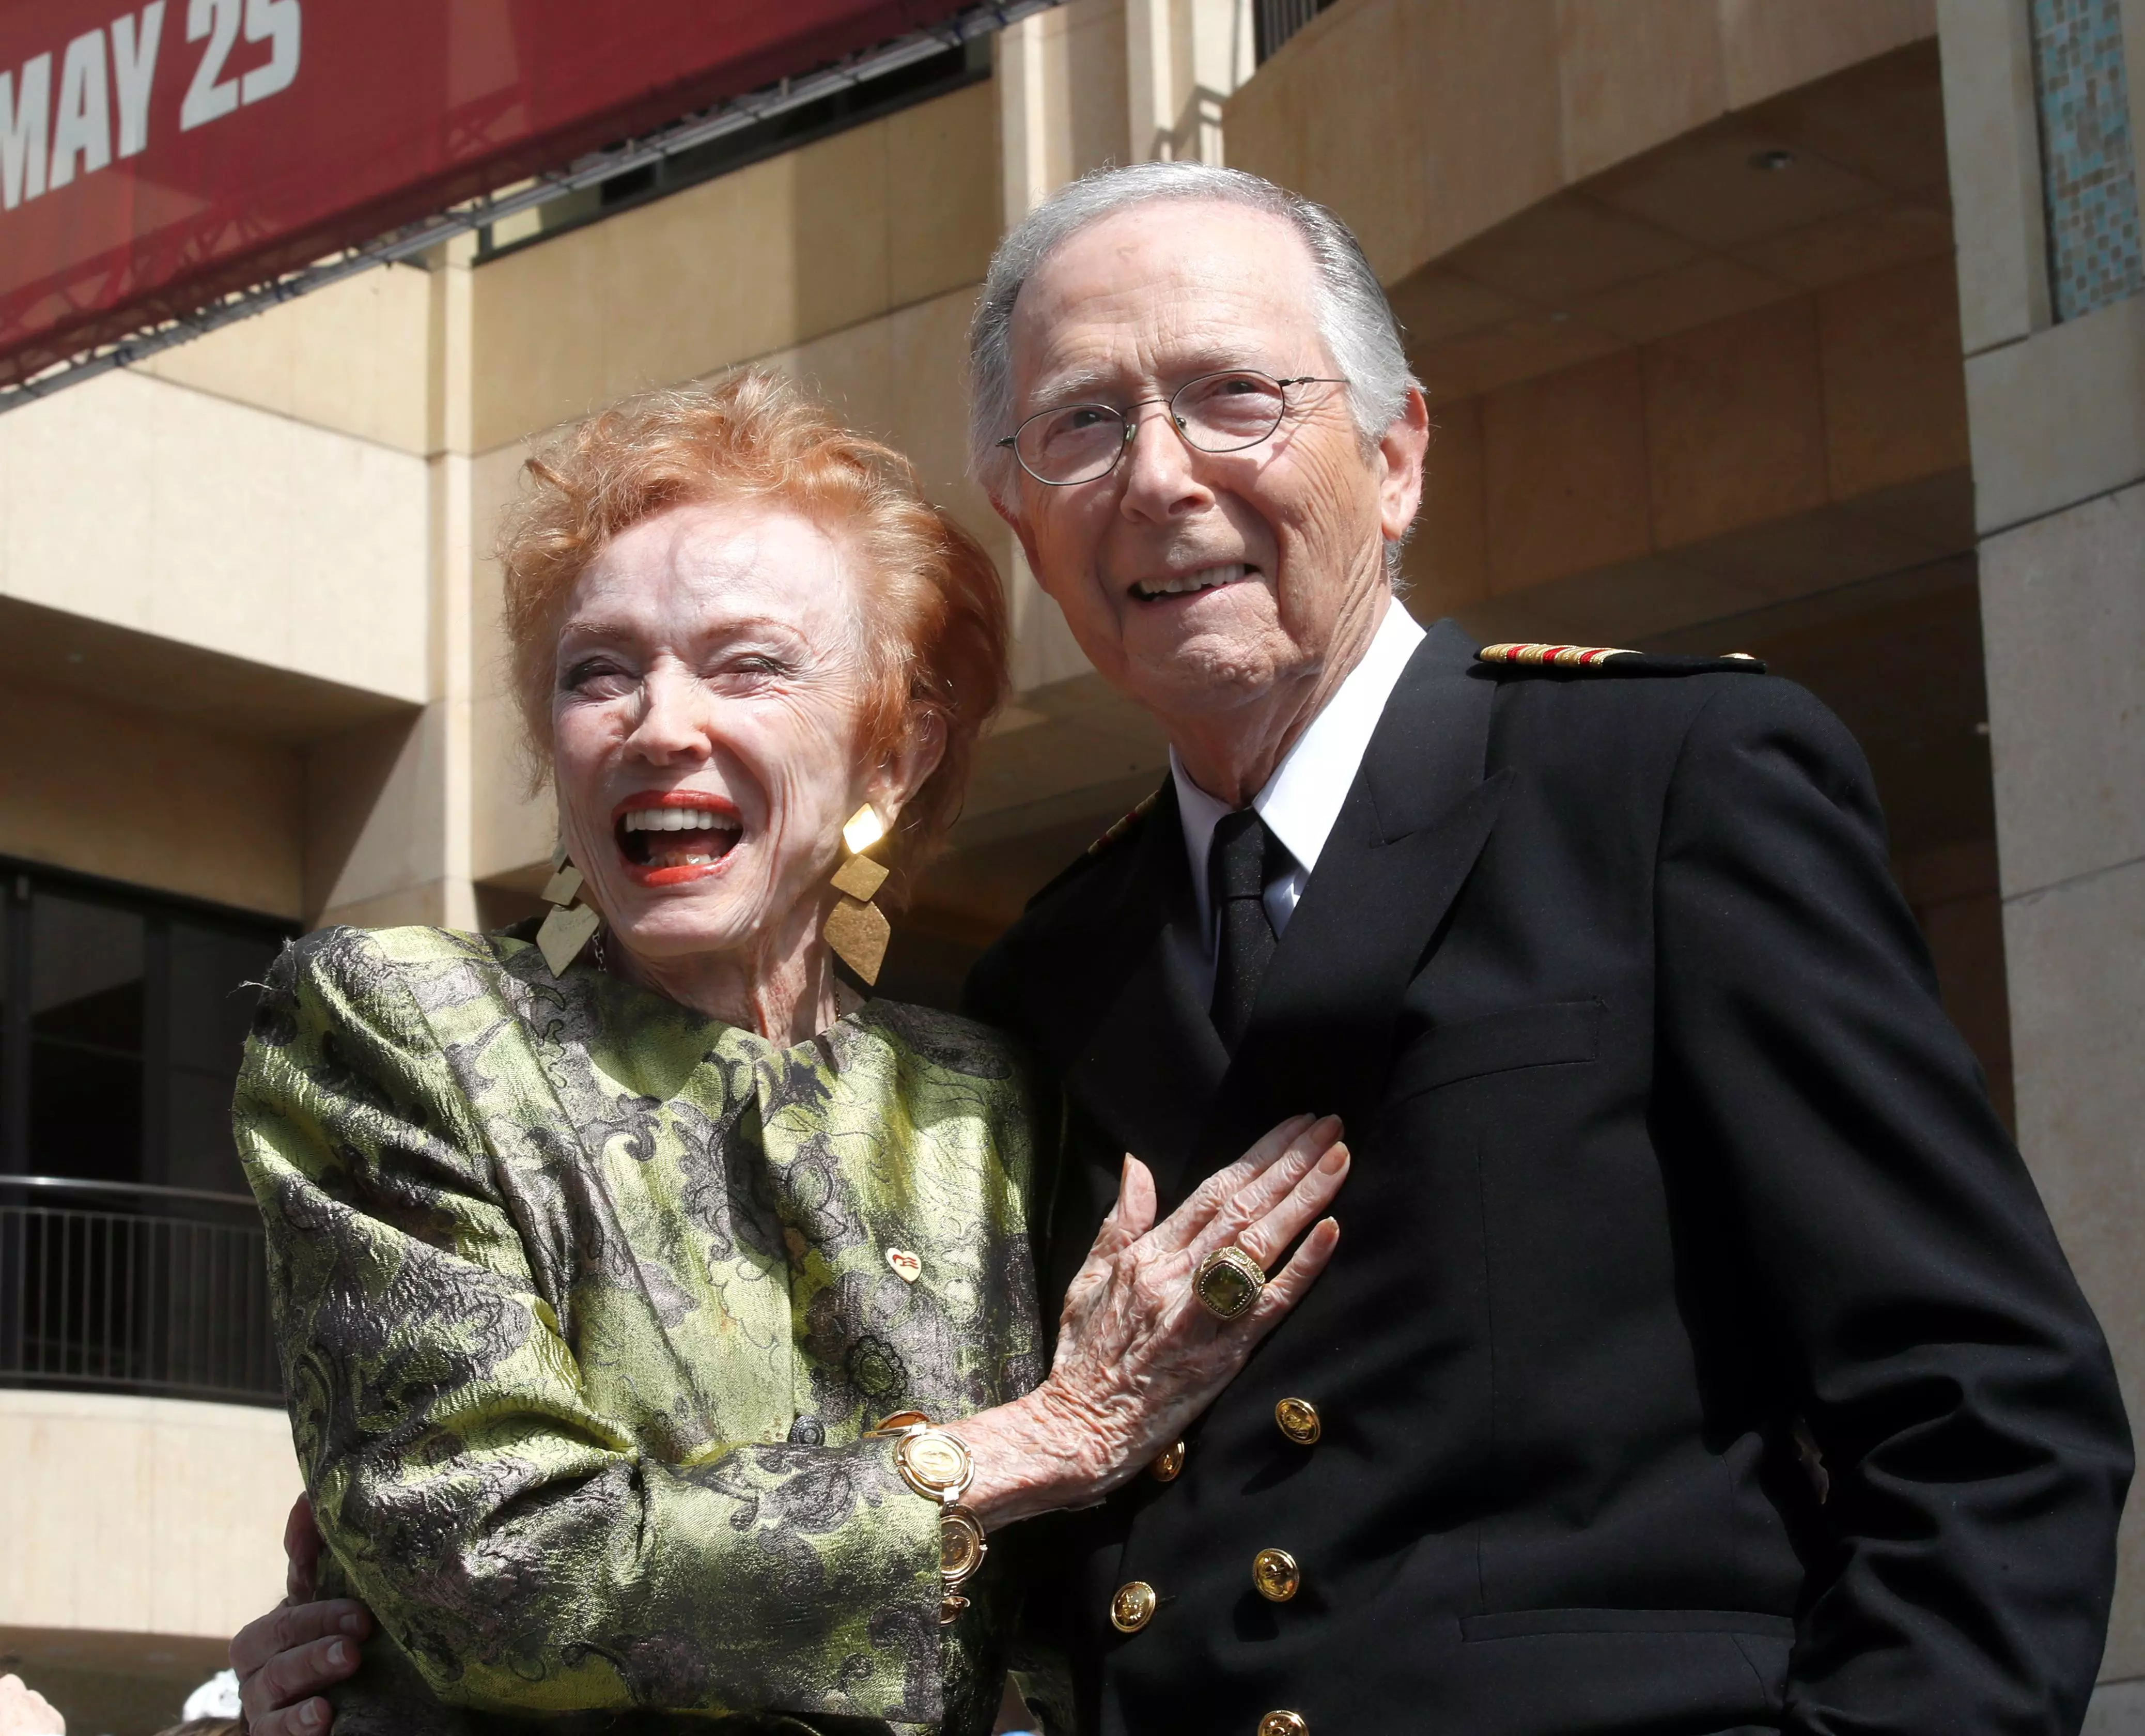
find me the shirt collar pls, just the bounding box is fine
[1172,597,1425,922]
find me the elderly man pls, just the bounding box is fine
[963,161,2128,1736]
[240,163,2127,1736]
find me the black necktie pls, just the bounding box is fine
[1209,809,1281,1052]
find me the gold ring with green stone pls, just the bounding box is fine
[1193,1245,1267,1321]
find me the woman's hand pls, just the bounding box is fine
[0,1673,65,1736]
[228,1495,372,1735]
[956,1113,1347,1527]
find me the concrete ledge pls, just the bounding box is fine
[0,1389,300,1643]
[1965,296,2145,536]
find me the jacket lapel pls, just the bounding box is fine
[1045,783,1231,1181]
[1196,618,1507,1174]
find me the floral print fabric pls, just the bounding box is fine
[234,924,1047,1735]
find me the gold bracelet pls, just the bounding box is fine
[871,1411,988,1623]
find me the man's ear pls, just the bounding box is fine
[1376,384,1430,545]
[872,709,949,823]
[990,491,1050,593]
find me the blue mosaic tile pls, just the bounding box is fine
[2030,0,2144,320]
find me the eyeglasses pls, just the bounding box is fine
[998,369,1348,487]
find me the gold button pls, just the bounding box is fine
[1258,1713,1309,1736]
[1110,1579,1157,1633]
[1150,1439,1186,1482]
[1273,1397,1322,1445]
[1251,1547,1300,1602]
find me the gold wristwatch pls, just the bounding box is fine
[869,1410,987,1623]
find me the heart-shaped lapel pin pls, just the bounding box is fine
[886,1247,923,1283]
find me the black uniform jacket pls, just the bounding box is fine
[964,619,2131,1736]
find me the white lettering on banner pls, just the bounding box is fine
[0,0,289,220]
[49,29,113,190]
[179,0,240,130]
[239,0,299,106]
[0,53,51,210]
[112,3,166,159]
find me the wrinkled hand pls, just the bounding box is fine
[228,1495,372,1736]
[0,1673,64,1736]
[961,1113,1347,1523]
[1050,1111,1346,1480]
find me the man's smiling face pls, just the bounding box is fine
[997,198,1411,729]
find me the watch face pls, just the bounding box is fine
[940,1509,988,1579]
[899,1430,971,1494]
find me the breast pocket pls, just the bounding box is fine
[1389,999,1604,1102]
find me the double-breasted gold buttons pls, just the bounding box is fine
[1274,1396,1321,1444]
[1251,1547,1301,1602]
[1150,1439,1186,1482]
[1257,1712,1309,1736]
[1110,1580,1157,1633]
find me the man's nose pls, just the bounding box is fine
[1117,402,1209,520]
[625,667,713,762]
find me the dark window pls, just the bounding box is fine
[1,863,289,1195]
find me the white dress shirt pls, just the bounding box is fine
[1171,598,1426,998]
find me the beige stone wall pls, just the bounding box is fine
[0,676,305,918]
[130,264,436,455]
[0,1390,300,1641]
[1410,254,1972,643]
[468,80,1002,452]
[0,264,440,921]
[0,369,431,708]
[1225,0,1936,286]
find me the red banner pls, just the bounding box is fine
[0,0,968,387]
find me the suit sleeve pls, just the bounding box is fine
[232,930,944,1722]
[1653,677,2131,1735]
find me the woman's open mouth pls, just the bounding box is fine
[613,793,743,886]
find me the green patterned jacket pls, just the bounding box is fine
[234,924,1050,1736]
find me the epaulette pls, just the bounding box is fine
[1021,787,1164,912]
[1477,643,1767,676]
[1086,788,1161,856]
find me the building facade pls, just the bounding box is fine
[0,1,2138,1728]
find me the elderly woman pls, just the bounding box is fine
[230,371,1345,1736]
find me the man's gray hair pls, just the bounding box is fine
[967,161,1417,499]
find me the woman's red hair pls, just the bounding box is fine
[496,369,1008,900]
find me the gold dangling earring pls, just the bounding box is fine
[822,803,893,986]
[536,840,603,975]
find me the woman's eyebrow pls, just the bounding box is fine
[554,618,634,650]
[555,614,814,655]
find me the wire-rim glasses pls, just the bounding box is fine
[998,369,1348,487]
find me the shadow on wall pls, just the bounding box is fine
[302,711,428,926]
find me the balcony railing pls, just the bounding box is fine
[1254,0,1338,63]
[0,1175,282,1406]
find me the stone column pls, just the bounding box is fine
[304,238,479,930]
[1126,0,1251,164]
[992,2,1133,694]
[1939,2,2145,1717]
